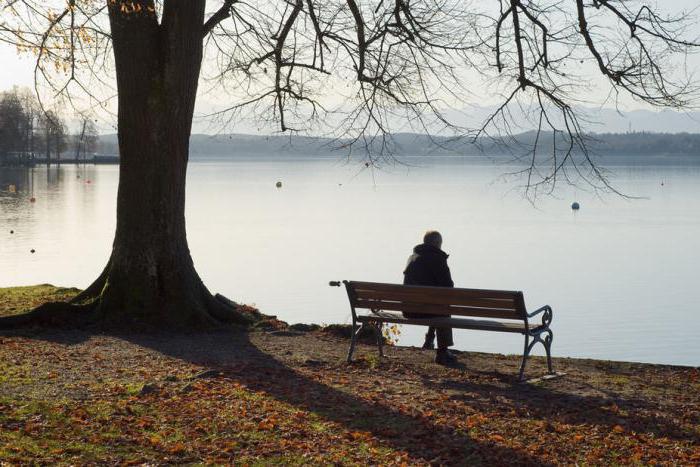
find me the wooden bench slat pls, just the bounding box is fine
[349,281,522,301]
[353,298,524,320]
[356,311,533,333]
[353,288,517,310]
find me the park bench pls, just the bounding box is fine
[331,280,554,380]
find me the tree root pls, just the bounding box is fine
[203,287,255,326]
[0,300,97,330]
[70,260,110,304]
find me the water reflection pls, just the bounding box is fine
[0,168,32,214]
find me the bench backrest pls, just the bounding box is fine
[344,281,527,320]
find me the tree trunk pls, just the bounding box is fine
[55,134,60,165]
[76,0,248,329]
[45,128,50,166]
[0,0,251,331]
[76,120,85,160]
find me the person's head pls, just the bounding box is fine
[423,230,443,249]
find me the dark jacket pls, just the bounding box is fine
[403,243,454,288]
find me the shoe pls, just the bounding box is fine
[435,349,458,366]
[421,340,435,350]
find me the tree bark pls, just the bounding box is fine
[78,0,249,329]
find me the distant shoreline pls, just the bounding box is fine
[3,153,700,168]
[0,155,119,168]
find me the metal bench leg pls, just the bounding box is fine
[519,335,530,381]
[544,330,554,374]
[347,321,363,363]
[520,330,554,380]
[519,336,541,381]
[374,323,384,357]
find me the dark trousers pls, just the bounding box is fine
[404,313,454,349]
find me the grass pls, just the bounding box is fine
[0,284,79,317]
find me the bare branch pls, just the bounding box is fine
[203,0,237,37]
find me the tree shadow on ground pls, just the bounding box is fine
[120,330,547,465]
[0,327,92,346]
[1,325,549,463]
[122,330,699,460]
[3,326,696,463]
[425,370,699,445]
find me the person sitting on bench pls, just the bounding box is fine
[403,230,457,365]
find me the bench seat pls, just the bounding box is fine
[357,311,546,334]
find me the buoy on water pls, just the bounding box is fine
[571,202,580,210]
[275,181,282,188]
[10,230,14,234]
[30,249,35,254]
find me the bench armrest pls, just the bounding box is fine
[527,305,553,328]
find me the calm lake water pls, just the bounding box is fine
[1,158,699,366]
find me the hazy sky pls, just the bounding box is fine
[1,1,699,134]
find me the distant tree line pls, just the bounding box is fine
[102,131,699,160]
[389,131,700,158]
[0,87,99,166]
[482,131,700,158]
[590,132,700,156]
[391,131,700,158]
